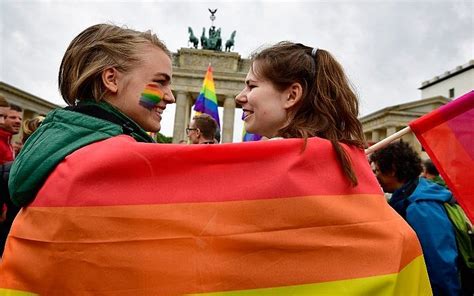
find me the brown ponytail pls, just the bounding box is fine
[251,42,365,186]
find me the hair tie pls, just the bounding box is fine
[311,47,318,57]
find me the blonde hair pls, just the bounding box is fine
[0,94,9,107]
[22,116,45,143]
[58,24,170,105]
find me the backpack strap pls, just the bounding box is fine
[443,202,474,270]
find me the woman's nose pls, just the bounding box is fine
[235,89,247,106]
[164,89,175,104]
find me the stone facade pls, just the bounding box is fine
[0,81,60,142]
[171,48,249,143]
[360,96,450,157]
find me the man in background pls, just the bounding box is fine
[186,114,218,144]
[422,159,446,187]
[370,141,460,296]
[0,96,13,164]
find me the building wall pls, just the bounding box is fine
[421,60,474,99]
[360,97,449,159]
[0,81,60,143]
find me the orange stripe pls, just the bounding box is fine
[2,194,422,295]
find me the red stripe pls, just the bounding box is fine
[32,136,382,207]
[410,90,474,134]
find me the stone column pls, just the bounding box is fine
[371,129,380,143]
[222,96,236,143]
[184,95,193,132]
[386,126,397,137]
[172,91,188,143]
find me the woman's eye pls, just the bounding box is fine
[248,85,256,90]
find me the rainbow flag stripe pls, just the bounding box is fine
[194,65,220,127]
[139,84,163,109]
[409,90,474,222]
[0,136,431,295]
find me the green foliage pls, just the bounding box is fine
[155,132,173,143]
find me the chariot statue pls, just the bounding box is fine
[187,9,237,52]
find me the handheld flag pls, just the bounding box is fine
[1,136,430,295]
[194,65,220,127]
[409,90,474,222]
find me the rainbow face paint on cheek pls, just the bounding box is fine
[139,84,164,109]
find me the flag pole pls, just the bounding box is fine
[365,126,412,155]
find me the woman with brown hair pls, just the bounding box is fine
[236,42,364,186]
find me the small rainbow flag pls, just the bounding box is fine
[139,84,163,109]
[194,65,220,127]
[409,90,474,222]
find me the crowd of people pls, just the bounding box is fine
[0,23,471,295]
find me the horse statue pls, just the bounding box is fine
[187,27,199,49]
[215,28,222,51]
[225,30,236,52]
[200,27,208,49]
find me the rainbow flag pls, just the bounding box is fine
[194,65,220,127]
[409,90,474,222]
[0,136,431,295]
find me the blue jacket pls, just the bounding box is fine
[390,177,460,296]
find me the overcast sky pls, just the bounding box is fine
[1,0,472,142]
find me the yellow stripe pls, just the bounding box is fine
[189,256,431,296]
[0,289,37,296]
[0,257,430,295]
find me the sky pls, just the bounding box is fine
[0,0,472,142]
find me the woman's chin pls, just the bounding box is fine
[144,122,161,133]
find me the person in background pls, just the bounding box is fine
[186,113,217,144]
[0,104,23,162]
[4,104,23,137]
[214,127,221,144]
[0,97,12,164]
[0,95,9,227]
[0,116,44,256]
[0,95,9,126]
[421,159,446,187]
[370,141,460,296]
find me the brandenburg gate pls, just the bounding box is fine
[171,48,249,143]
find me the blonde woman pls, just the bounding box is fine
[9,24,175,207]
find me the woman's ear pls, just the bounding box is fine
[102,67,119,93]
[284,82,303,109]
